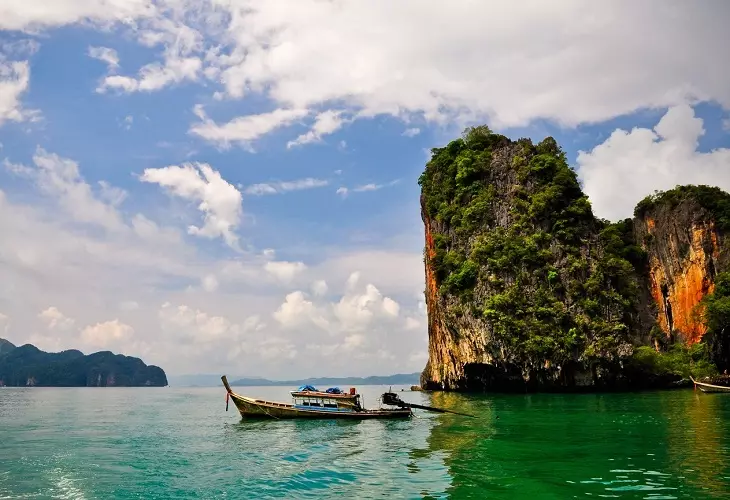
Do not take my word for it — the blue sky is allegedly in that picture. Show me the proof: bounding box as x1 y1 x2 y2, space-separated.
0 1 729 378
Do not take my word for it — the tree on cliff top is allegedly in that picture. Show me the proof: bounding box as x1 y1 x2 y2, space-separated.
634 185 730 231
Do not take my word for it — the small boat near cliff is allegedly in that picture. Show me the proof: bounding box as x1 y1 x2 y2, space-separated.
690 376 730 393
221 376 413 419
221 376 475 419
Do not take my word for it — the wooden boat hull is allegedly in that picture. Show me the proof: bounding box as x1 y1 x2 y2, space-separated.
230 393 412 419
221 376 412 420
690 376 730 393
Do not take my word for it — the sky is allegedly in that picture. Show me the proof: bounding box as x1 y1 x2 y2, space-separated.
0 0 729 379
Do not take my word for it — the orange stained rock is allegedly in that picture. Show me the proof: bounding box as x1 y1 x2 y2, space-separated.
649 225 718 344
422 217 436 306
646 217 655 233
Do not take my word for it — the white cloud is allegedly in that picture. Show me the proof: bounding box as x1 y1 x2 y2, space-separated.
159 302 241 341
287 110 347 148
333 279 400 332
244 178 328 196
6 147 126 231
336 180 399 197
88 46 119 70
273 273 401 336
38 306 75 331
189 106 308 150
0 0 153 31
121 115 133 130
273 291 329 330
80 319 134 348
140 162 243 249
201 274 219 292
310 279 328 297
98 56 202 93
264 260 307 283
208 1 730 130
402 128 420 137
4 2 730 145
1 174 428 375
0 59 34 127
577 104 730 221
354 184 379 192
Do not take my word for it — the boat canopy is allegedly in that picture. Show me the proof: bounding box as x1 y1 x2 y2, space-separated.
297 384 318 392
325 387 342 394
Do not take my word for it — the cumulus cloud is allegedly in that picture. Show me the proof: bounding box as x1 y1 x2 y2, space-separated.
140 162 243 249
159 302 245 341
38 306 75 331
402 128 420 137
1 150 431 377
333 277 400 332
273 273 402 336
310 280 328 297
80 319 134 348
273 291 330 330
5 2 730 143
264 261 307 283
207 1 730 131
244 178 328 196
578 104 730 221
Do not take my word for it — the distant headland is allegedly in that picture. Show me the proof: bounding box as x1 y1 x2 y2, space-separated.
0 338 167 387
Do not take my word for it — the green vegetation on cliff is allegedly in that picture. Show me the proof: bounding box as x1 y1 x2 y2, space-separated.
0 340 167 387
634 185 730 231
419 127 643 374
702 272 730 372
419 126 728 390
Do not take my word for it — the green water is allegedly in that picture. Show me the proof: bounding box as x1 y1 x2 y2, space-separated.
1 386 729 499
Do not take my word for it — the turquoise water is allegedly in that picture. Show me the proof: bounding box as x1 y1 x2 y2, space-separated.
1 385 729 499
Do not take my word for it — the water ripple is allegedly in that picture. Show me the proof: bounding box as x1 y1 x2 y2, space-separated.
1 387 729 498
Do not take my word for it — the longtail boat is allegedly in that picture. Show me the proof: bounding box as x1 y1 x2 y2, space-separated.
221 375 412 419
690 376 730 393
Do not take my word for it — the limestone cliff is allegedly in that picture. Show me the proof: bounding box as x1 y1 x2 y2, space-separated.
419 127 729 391
634 188 730 347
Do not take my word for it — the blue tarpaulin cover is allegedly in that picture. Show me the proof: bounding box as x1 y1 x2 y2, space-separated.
325 387 342 394
297 385 317 392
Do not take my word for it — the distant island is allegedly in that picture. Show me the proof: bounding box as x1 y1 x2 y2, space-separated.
0 338 167 387
229 372 421 387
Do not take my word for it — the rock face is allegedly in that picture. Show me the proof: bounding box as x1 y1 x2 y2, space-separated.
634 193 729 346
419 127 729 391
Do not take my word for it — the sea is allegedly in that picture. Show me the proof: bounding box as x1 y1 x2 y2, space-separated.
1 385 729 499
